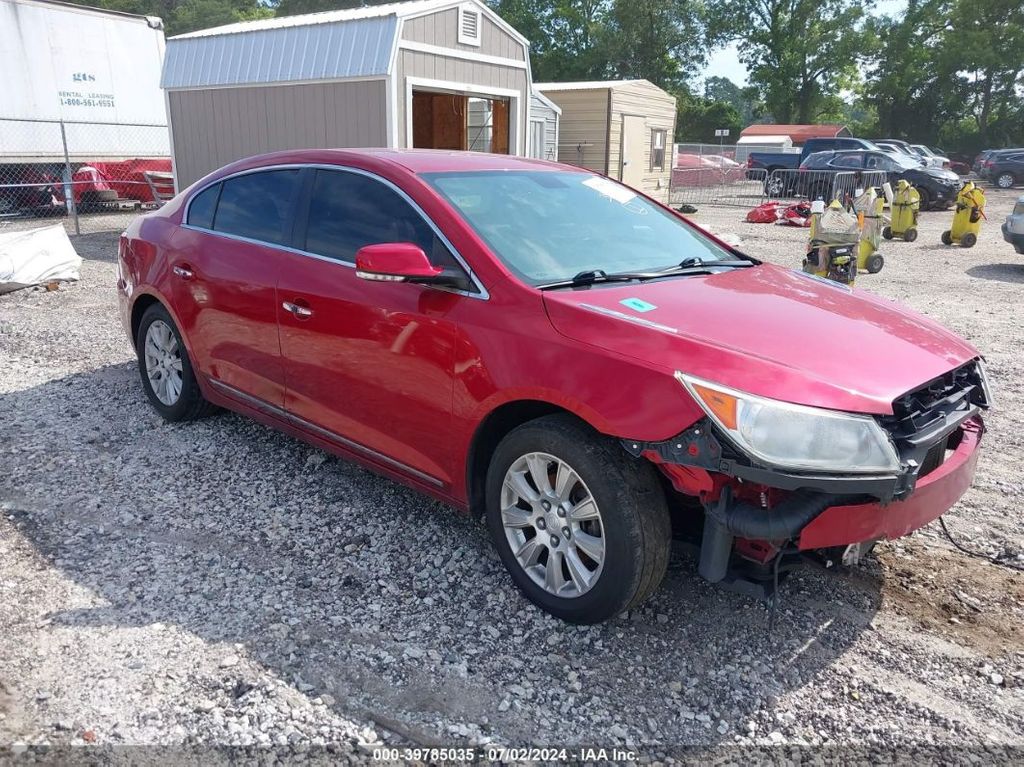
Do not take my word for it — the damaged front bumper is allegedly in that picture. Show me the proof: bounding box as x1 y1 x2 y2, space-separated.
622 414 984 550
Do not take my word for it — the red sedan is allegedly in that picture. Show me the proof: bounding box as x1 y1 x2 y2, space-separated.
118 149 991 623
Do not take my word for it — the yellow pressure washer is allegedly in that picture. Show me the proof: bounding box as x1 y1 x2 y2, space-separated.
804 199 859 285
941 181 986 248
883 180 920 242
853 187 886 274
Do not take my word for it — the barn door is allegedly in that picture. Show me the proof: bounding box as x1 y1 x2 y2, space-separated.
620 114 646 189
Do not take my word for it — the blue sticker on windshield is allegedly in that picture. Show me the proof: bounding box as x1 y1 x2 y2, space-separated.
620 298 657 312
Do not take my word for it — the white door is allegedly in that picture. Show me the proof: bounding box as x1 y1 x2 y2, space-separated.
620 114 646 189
529 119 546 159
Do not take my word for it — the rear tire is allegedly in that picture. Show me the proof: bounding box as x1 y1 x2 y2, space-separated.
882 226 893 240
941 230 953 245
867 254 885 274
904 227 918 242
136 303 216 422
996 172 1016 189
485 414 670 624
960 232 977 248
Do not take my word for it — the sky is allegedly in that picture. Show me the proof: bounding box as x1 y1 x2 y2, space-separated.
699 0 908 89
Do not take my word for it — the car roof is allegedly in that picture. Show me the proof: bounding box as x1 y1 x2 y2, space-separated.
203 148 570 184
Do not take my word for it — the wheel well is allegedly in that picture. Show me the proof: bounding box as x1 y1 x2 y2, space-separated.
130 294 160 345
466 400 579 517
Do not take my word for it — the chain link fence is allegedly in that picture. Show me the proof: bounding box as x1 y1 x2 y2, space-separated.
669 142 891 210
0 117 172 237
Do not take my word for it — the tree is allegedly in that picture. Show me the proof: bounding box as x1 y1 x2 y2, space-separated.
708 0 869 124
675 96 742 142
63 0 273 36
275 0 391 17
703 75 764 124
493 1 709 90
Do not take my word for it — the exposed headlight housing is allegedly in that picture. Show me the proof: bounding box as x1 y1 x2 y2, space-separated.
975 358 994 407
676 373 901 474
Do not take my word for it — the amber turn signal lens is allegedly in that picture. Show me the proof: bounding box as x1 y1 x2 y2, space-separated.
690 383 738 430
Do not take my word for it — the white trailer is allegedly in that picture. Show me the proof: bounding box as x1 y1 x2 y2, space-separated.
0 0 168 161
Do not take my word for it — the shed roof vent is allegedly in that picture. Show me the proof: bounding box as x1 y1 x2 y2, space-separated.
458 5 481 46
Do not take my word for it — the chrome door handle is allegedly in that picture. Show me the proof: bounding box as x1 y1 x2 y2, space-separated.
282 301 313 318
173 265 194 279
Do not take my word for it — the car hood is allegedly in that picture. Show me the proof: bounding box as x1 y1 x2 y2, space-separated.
542 264 978 415
914 166 959 182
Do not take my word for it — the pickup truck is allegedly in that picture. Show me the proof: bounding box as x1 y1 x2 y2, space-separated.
747 138 880 195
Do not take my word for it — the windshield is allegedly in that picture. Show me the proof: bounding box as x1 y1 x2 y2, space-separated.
423 170 736 285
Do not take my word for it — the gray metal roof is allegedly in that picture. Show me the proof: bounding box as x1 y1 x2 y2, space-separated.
162 14 397 89
161 0 528 90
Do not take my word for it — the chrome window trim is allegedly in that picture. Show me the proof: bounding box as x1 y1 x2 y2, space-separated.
182 162 489 300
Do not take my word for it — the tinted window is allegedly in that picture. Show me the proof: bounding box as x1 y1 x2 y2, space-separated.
304 170 459 270
831 154 863 169
187 183 220 229
213 170 301 245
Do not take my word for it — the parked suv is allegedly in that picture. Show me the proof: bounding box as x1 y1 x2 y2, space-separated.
983 151 1024 189
800 149 961 209
118 150 991 623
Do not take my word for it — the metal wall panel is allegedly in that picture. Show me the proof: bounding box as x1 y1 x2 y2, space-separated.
169 79 388 186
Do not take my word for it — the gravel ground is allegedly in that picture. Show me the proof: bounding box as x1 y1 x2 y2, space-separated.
1 190 1023 761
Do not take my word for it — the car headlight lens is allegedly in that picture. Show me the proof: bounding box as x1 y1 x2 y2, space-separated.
676 373 900 474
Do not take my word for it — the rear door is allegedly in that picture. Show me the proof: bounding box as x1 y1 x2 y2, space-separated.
172 168 302 407
276 167 472 488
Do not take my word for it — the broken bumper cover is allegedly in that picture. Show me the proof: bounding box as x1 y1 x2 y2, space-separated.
797 416 983 550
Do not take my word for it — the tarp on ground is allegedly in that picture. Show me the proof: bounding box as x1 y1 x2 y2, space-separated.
0 224 82 294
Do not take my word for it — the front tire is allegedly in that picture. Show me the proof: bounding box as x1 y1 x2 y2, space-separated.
941 230 953 245
485 415 670 623
136 303 216 422
867 254 885 274
960 232 977 248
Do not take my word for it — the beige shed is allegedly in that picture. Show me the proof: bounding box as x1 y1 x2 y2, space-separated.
161 0 532 187
534 80 677 202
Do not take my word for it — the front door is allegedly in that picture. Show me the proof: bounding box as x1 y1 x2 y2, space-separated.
277 168 471 487
620 115 647 189
169 168 302 407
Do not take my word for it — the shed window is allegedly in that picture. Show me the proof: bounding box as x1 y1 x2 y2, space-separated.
213 170 301 246
650 129 667 171
458 5 481 46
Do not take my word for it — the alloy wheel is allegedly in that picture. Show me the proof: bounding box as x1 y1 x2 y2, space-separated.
500 452 605 598
144 320 184 406
997 173 1015 189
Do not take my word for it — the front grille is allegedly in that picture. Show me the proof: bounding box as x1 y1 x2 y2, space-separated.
881 361 985 477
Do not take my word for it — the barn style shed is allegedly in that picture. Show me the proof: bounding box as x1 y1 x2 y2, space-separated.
528 89 560 160
161 0 532 187
534 79 676 202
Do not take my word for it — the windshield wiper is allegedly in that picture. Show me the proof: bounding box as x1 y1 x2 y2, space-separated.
538 269 647 290
666 257 755 271
538 261 758 290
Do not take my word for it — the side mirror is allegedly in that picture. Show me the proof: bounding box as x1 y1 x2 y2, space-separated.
355 242 467 289
355 242 440 282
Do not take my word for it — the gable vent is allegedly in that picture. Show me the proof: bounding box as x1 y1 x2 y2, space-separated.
458 5 481 46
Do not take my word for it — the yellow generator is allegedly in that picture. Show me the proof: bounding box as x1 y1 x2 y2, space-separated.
804 200 859 285
854 187 886 274
883 180 920 242
942 181 986 247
